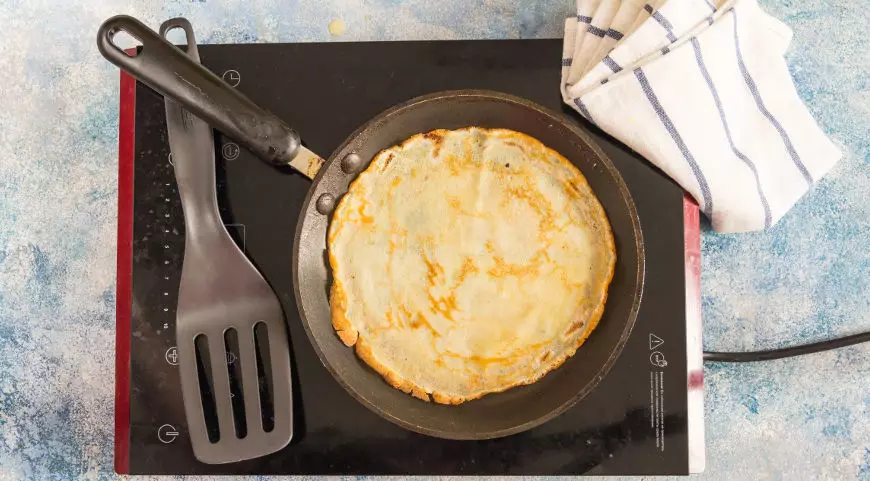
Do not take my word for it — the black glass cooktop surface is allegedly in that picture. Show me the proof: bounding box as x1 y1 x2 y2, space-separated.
115 38 699 476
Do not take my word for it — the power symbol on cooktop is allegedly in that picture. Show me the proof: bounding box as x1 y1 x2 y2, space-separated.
222 69 241 87
158 424 179 444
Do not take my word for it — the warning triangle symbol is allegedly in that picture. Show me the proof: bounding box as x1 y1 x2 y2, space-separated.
649 333 664 350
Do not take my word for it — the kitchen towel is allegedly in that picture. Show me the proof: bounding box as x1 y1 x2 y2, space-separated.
561 0 841 233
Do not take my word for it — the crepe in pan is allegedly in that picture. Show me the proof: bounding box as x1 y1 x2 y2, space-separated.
327 127 615 404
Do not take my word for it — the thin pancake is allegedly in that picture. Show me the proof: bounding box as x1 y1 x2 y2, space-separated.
328 127 615 404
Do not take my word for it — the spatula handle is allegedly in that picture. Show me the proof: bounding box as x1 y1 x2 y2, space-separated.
161 18 224 244
97 14 302 166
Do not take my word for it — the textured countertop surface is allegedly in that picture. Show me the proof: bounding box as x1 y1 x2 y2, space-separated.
0 0 867 479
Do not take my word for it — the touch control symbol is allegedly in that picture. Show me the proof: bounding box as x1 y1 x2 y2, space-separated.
222 142 240 161
165 346 179 365
158 424 179 444
222 69 241 87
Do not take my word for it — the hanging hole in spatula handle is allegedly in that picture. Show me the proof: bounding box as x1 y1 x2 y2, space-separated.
159 17 200 62
96 15 302 166
97 15 146 61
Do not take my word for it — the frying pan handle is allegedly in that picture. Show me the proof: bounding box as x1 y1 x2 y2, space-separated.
97 15 302 166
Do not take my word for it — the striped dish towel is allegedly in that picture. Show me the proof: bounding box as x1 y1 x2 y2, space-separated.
561 0 841 233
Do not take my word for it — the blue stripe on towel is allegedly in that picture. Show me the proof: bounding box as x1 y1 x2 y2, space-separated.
647 6 678 42
573 98 595 124
691 37 772 227
562 58 573 67
603 55 622 72
578 14 593 23
605 28 624 40
650 8 673 30
635 67 714 214
588 25 607 37
732 8 813 185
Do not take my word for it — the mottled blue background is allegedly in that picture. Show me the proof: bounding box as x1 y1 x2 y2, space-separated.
0 0 867 479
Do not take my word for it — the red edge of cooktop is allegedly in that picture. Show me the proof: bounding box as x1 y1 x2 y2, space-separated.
684 194 703 391
114 54 136 475
111 76 703 475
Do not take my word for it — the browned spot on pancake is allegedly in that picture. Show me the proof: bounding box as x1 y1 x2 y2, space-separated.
488 255 540 278
442 153 462 176
421 248 458 322
456 257 479 282
428 290 458 322
441 341 549 369
354 200 374 224
381 152 395 172
563 178 589 201
505 181 560 244
425 130 446 158
498 129 544 147
385 308 398 328
421 246 444 283
446 194 489 218
409 312 440 337
424 130 445 142
566 180 582 195
502 140 523 151
484 240 496 254
464 135 475 163
564 319 584 336
396 304 413 326
447 196 461 211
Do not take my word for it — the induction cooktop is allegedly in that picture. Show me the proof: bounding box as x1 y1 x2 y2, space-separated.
113 38 704 476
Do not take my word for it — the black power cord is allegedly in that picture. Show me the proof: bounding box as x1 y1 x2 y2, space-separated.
703 330 870 362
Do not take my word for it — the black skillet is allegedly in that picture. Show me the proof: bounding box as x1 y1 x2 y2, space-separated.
98 15 645 440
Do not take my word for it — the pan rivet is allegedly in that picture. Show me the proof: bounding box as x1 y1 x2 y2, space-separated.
315 193 336 215
340 153 363 174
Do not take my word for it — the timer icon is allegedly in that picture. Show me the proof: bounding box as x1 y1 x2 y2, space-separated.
222 69 241 87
